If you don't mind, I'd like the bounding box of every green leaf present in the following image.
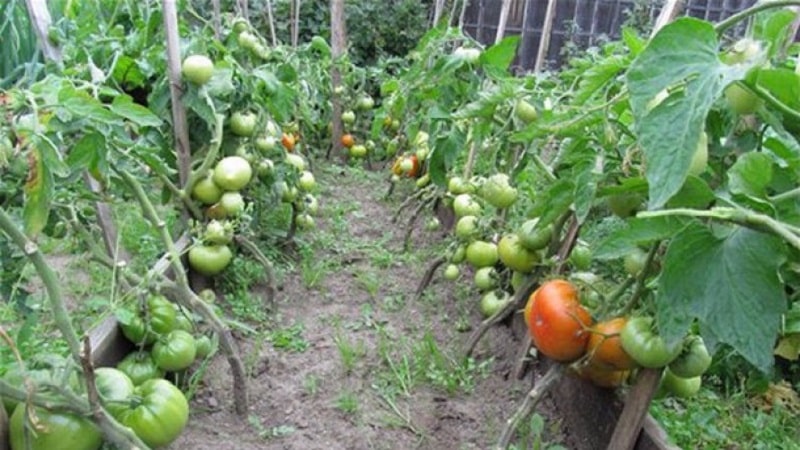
[528,179,574,227]
[621,27,646,56]
[665,176,715,209]
[23,147,53,238]
[574,55,628,105]
[480,35,520,76]
[728,152,773,198]
[657,225,787,373]
[58,86,118,123]
[594,216,688,260]
[276,64,297,83]
[67,133,105,170]
[626,18,745,208]
[752,8,798,59]
[110,95,161,127]
[428,127,464,187]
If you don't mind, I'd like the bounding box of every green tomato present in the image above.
[118,295,177,345]
[95,367,135,404]
[517,218,553,251]
[349,144,368,158]
[455,215,479,240]
[357,95,374,110]
[219,191,246,216]
[188,244,233,276]
[450,245,466,264]
[117,351,165,386]
[724,82,762,115]
[255,135,278,153]
[443,264,460,281]
[447,176,474,195]
[620,317,682,369]
[453,194,482,218]
[480,290,511,318]
[497,233,539,273]
[2,365,80,415]
[213,156,253,191]
[661,368,702,398]
[194,335,215,359]
[229,111,257,137]
[474,267,498,291]
[191,175,223,205]
[569,242,592,270]
[606,193,644,218]
[668,335,712,378]
[112,378,189,448]
[10,404,102,450]
[623,248,648,276]
[152,330,197,372]
[172,311,194,332]
[515,99,538,123]
[181,55,214,85]
[285,153,307,171]
[342,110,356,124]
[466,240,499,268]
[510,271,527,293]
[479,173,518,209]
[204,219,234,245]
[298,171,316,192]
[688,132,708,176]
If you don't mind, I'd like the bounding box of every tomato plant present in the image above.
[668,335,712,378]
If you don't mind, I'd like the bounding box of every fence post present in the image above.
[496,0,514,43]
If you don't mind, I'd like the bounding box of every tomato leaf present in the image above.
[480,35,520,77]
[657,224,787,372]
[626,18,746,209]
[110,95,161,127]
[23,147,53,238]
[594,216,688,260]
[67,132,105,170]
[752,8,798,59]
[428,127,465,187]
[728,152,773,198]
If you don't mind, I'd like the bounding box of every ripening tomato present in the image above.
[587,317,637,370]
[341,133,355,148]
[528,279,593,362]
[574,362,630,389]
[281,133,296,152]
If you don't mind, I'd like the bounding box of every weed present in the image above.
[334,332,367,375]
[335,390,360,415]
[303,374,320,395]
[247,415,296,440]
[267,322,309,353]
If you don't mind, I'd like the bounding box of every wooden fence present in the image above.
[462,0,759,73]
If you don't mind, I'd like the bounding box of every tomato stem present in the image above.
[715,1,800,35]
[638,207,800,251]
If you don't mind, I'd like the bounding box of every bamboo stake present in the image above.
[495,0,513,43]
[292,0,302,47]
[433,0,446,26]
[162,0,192,189]
[534,0,558,73]
[265,0,278,47]
[651,0,684,37]
[212,0,221,40]
[327,0,346,160]
[23,0,61,62]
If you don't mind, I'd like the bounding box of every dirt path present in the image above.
[172,165,544,450]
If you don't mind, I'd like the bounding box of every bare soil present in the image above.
[171,165,564,450]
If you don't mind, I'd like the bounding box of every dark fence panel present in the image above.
[462,0,759,72]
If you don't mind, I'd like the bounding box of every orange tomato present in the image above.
[574,362,630,388]
[406,154,420,178]
[587,317,637,370]
[528,279,592,362]
[341,133,355,148]
[281,133,296,152]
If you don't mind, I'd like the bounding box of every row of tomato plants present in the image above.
[368,2,800,444]
[0,0,388,447]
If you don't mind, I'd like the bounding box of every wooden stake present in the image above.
[327,0,347,161]
[162,0,192,189]
[265,0,278,47]
[534,0,558,73]
[495,0,513,43]
[606,368,663,450]
[652,0,684,37]
[23,0,61,62]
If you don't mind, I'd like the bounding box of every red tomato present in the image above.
[528,279,592,362]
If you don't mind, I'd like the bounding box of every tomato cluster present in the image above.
[520,280,713,392]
